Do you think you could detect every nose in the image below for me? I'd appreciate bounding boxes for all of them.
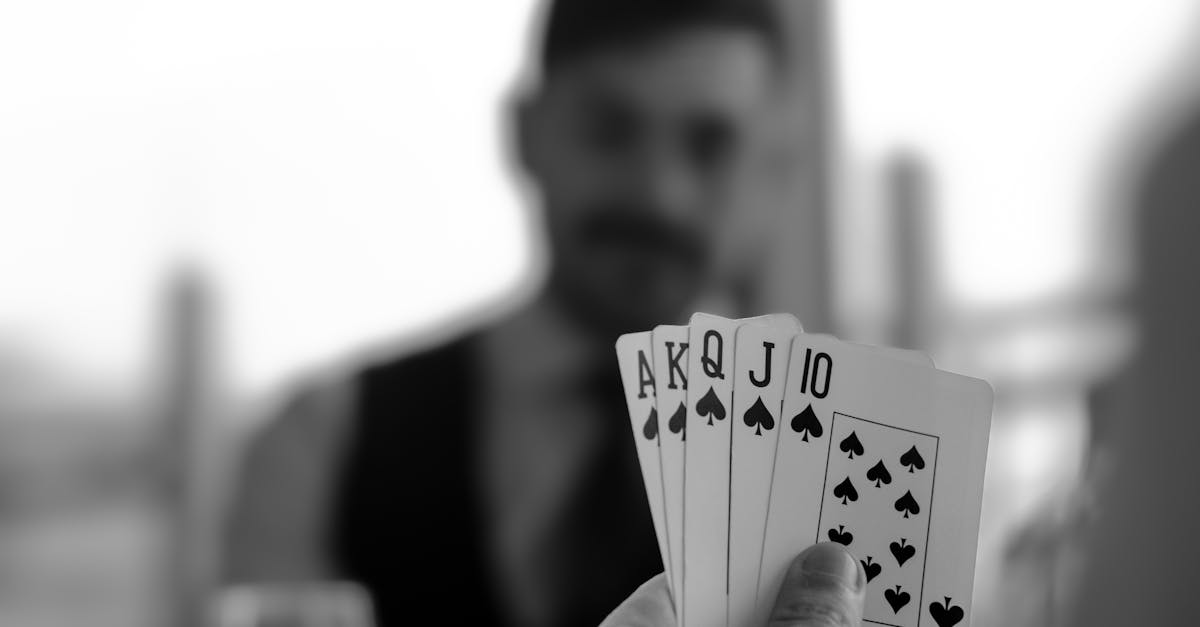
[628,143,701,222]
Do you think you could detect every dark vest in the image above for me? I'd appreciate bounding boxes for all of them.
[330,335,662,626]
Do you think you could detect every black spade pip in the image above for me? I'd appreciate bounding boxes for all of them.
[790,404,823,441]
[885,586,911,613]
[860,557,882,582]
[900,445,926,473]
[894,490,920,518]
[668,402,686,439]
[839,431,864,459]
[827,524,853,546]
[930,598,965,627]
[743,396,775,436]
[889,538,916,566]
[695,386,726,426]
[642,407,658,440]
[866,460,892,487]
[833,476,859,505]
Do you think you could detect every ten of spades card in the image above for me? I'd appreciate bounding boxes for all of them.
[758,335,991,627]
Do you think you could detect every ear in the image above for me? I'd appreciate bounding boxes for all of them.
[509,90,544,179]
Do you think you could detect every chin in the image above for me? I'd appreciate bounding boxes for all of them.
[552,257,703,332]
[603,287,694,330]
[558,285,685,335]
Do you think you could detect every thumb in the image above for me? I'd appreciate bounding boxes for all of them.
[599,572,676,627]
[768,543,866,627]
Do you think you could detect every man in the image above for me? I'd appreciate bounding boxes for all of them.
[224,1,800,624]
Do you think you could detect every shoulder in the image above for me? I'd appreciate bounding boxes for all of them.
[223,332,489,582]
[236,372,357,475]
[354,333,485,412]
[358,334,482,382]
[259,333,481,445]
[223,373,359,582]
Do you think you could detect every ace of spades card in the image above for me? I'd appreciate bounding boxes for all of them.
[615,331,674,596]
[758,335,991,627]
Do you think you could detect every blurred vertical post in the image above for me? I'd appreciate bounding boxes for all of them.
[756,0,834,330]
[159,267,217,627]
[888,152,934,351]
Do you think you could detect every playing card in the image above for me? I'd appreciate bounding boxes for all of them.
[616,332,673,595]
[727,320,798,627]
[849,342,933,368]
[651,324,690,614]
[757,335,991,627]
[814,335,934,369]
[682,313,798,627]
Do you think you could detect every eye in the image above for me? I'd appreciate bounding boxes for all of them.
[686,117,736,171]
[577,98,638,157]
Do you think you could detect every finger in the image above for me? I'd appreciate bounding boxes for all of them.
[599,572,676,627]
[768,542,866,627]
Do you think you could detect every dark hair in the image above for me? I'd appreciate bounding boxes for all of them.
[539,0,785,76]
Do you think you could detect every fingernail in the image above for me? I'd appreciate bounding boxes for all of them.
[802,543,863,591]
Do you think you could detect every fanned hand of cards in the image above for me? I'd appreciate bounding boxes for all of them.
[616,313,993,627]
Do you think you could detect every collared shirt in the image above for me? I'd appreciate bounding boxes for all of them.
[478,298,613,626]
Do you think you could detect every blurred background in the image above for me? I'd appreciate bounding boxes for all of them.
[1,0,1197,625]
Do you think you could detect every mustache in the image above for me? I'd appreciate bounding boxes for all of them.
[579,208,707,263]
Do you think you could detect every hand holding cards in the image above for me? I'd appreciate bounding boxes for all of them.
[616,314,992,627]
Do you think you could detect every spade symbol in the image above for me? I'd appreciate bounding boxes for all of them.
[889,538,916,566]
[827,524,853,546]
[833,477,859,505]
[900,445,926,473]
[642,407,658,440]
[790,404,823,442]
[743,396,775,436]
[696,387,726,426]
[668,402,687,440]
[929,597,965,627]
[861,556,882,582]
[894,490,920,519]
[839,431,864,459]
[866,460,892,488]
[884,586,911,614]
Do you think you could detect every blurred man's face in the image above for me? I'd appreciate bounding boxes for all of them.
[519,27,778,332]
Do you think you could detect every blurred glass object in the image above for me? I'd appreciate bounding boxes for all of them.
[214,582,374,627]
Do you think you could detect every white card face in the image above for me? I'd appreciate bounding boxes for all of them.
[758,335,992,627]
[682,314,741,627]
[727,321,797,627]
[652,324,690,613]
[615,332,672,594]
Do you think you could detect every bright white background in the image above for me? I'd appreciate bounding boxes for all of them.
[0,0,1195,395]
[0,1,539,397]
